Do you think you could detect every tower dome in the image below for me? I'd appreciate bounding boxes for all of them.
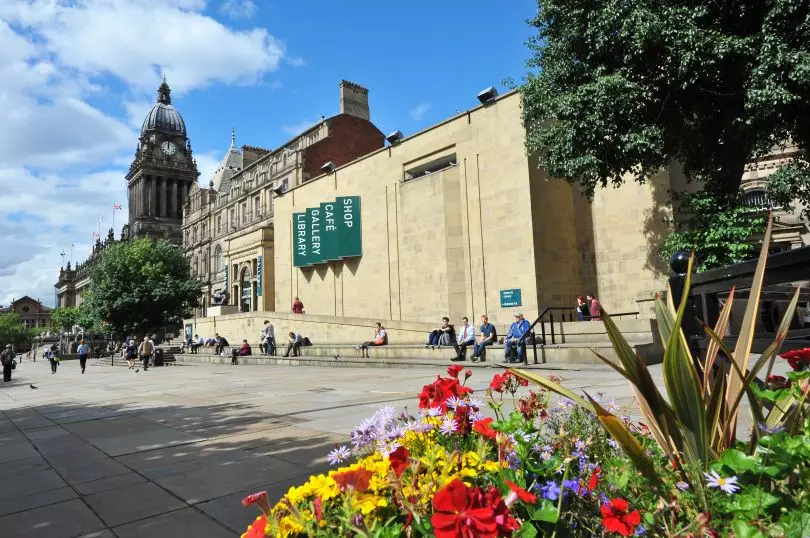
[141,78,187,136]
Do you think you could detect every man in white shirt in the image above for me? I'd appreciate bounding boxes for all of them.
[76,339,90,374]
[283,332,302,357]
[261,320,275,355]
[452,317,476,362]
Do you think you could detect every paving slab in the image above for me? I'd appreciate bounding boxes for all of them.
[84,481,187,527]
[111,507,232,538]
[89,428,206,456]
[0,467,67,501]
[0,498,106,538]
[73,472,148,496]
[0,486,77,517]
[52,457,132,485]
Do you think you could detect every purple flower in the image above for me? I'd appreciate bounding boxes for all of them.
[676,481,689,491]
[467,397,484,409]
[635,525,647,536]
[445,396,463,410]
[574,439,587,451]
[757,422,785,434]
[704,470,739,494]
[540,450,553,461]
[439,416,457,436]
[327,445,351,466]
[427,407,443,417]
[607,438,620,449]
[562,479,586,496]
[538,481,561,501]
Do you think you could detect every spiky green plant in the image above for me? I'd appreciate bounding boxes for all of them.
[509,214,807,495]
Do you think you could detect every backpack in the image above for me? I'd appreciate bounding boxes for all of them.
[302,337,312,347]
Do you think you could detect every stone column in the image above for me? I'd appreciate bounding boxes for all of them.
[159,177,167,217]
[150,176,158,216]
[169,179,177,218]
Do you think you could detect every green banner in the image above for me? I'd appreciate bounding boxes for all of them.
[293,212,309,267]
[256,255,263,296]
[320,201,339,261]
[307,206,324,265]
[337,195,362,258]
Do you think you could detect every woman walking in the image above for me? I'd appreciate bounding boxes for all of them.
[47,344,59,374]
[123,339,137,369]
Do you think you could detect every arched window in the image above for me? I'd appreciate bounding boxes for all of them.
[744,189,772,209]
[193,256,199,275]
[192,226,198,243]
[213,245,223,272]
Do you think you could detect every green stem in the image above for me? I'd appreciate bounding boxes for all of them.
[551,462,570,538]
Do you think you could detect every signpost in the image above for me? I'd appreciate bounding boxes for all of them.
[320,201,339,261]
[337,196,362,259]
[293,212,309,267]
[499,289,522,308]
[306,206,323,265]
[292,196,362,268]
[256,255,263,296]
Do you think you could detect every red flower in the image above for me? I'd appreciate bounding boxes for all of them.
[418,375,473,411]
[485,485,521,536]
[447,364,464,378]
[431,480,497,538]
[389,446,410,477]
[601,498,641,537]
[780,348,810,370]
[489,373,506,393]
[588,467,601,491]
[505,480,537,504]
[242,514,267,538]
[242,491,270,514]
[464,369,473,379]
[332,468,373,493]
[472,417,498,440]
[313,496,324,522]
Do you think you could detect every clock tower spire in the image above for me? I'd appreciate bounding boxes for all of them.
[124,78,199,243]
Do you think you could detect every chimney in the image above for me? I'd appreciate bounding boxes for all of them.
[339,80,370,121]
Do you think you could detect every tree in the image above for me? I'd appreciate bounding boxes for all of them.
[0,313,37,349]
[50,306,81,332]
[81,237,201,337]
[521,0,810,198]
[660,190,767,271]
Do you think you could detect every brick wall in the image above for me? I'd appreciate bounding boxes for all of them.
[302,114,384,180]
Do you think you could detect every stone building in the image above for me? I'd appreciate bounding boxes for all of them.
[0,296,52,329]
[182,81,384,319]
[55,79,199,307]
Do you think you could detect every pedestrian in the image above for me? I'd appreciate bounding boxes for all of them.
[261,320,275,355]
[77,339,90,374]
[586,294,602,321]
[137,335,154,371]
[123,339,137,369]
[1,344,15,382]
[576,296,589,321]
[48,344,59,374]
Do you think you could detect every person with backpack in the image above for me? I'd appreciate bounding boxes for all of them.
[1,344,15,382]
[123,339,137,369]
[47,344,60,374]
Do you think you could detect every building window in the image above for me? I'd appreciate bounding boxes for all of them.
[216,215,222,234]
[193,256,199,275]
[192,226,198,243]
[403,153,457,182]
[201,222,207,239]
[213,245,223,272]
[229,209,236,229]
[254,195,261,217]
[240,267,251,312]
[240,202,248,224]
[744,189,773,209]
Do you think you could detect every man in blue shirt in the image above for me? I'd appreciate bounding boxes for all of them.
[472,315,497,363]
[504,313,530,364]
[77,339,90,374]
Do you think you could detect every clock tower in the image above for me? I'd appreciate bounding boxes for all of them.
[124,78,199,243]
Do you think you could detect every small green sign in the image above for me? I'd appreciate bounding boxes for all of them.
[256,255,263,296]
[500,289,522,308]
[293,212,309,267]
[337,195,362,258]
[320,201,340,261]
[307,206,323,265]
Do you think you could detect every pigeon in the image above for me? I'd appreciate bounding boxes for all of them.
[135,368,140,373]
[29,384,38,390]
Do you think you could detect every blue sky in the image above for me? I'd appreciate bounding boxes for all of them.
[0,0,537,306]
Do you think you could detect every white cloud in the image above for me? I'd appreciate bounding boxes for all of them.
[410,102,431,121]
[195,151,224,187]
[0,0,297,305]
[286,56,306,67]
[282,118,318,136]
[220,0,257,19]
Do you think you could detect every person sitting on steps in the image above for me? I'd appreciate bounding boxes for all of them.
[504,313,530,364]
[284,332,303,357]
[452,317,475,362]
[231,339,251,365]
[426,317,455,349]
[355,322,387,358]
[471,315,496,363]
[214,333,229,355]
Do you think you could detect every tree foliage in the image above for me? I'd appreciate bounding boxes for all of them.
[660,189,766,271]
[766,160,810,219]
[521,0,810,198]
[81,237,201,337]
[50,306,81,332]
[0,313,38,349]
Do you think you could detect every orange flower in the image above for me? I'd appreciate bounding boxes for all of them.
[333,468,373,493]
[241,514,267,538]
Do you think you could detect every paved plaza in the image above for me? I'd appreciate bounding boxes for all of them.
[0,357,783,537]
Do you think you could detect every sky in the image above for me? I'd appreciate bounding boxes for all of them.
[0,0,537,307]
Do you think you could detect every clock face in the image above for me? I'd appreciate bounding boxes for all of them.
[161,141,177,156]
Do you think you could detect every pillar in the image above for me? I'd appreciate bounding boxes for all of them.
[169,179,177,218]
[150,176,158,216]
[158,177,166,217]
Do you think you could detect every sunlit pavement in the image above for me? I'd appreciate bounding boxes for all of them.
[0,357,785,537]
